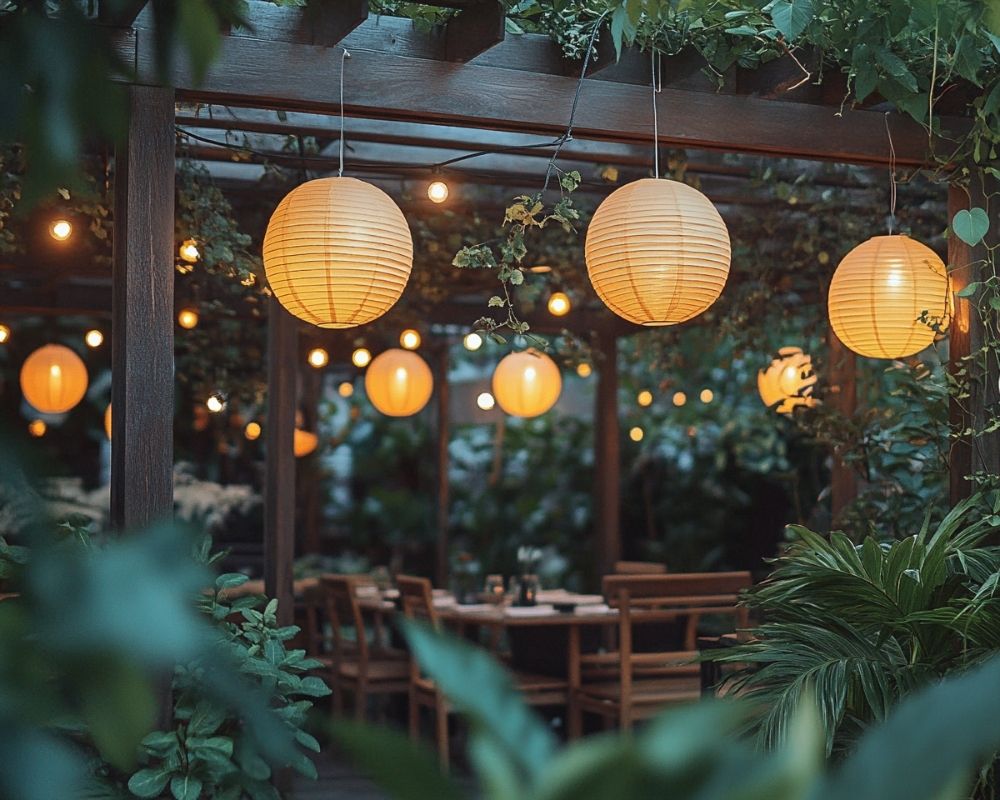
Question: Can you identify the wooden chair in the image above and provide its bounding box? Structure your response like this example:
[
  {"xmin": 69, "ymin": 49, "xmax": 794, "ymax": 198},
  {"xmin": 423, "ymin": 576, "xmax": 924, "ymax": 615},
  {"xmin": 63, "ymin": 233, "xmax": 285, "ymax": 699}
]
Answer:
[
  {"xmin": 614, "ymin": 560, "xmax": 667, "ymax": 575},
  {"xmin": 318, "ymin": 574, "xmax": 409, "ymax": 720},
  {"xmin": 396, "ymin": 575, "xmax": 568, "ymax": 769},
  {"xmin": 569, "ymin": 571, "xmax": 752, "ymax": 734}
]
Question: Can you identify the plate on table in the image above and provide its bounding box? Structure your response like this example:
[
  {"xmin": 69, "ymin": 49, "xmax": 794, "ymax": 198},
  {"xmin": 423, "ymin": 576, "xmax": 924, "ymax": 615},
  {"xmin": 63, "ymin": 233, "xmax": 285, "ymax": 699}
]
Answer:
[
  {"xmin": 453, "ymin": 603, "xmax": 495, "ymax": 613},
  {"xmin": 504, "ymin": 604, "xmax": 555, "ymax": 617}
]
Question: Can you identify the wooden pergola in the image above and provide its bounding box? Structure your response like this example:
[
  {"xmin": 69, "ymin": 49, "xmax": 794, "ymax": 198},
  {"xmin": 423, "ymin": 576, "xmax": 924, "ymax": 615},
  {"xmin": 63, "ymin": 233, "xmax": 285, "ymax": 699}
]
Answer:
[{"xmin": 82, "ymin": 1, "xmax": 1000, "ymax": 623}]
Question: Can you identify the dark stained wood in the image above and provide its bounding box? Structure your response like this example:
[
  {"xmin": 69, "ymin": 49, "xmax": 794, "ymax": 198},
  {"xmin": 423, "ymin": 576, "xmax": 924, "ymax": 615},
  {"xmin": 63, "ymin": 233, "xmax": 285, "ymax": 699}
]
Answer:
[
  {"xmin": 594, "ymin": 332, "xmax": 621, "ymax": 578},
  {"xmin": 445, "ymin": 1, "xmax": 505, "ymax": 62},
  {"xmin": 110, "ymin": 85, "xmax": 175, "ymax": 532},
  {"xmin": 98, "ymin": 0, "xmax": 148, "ymax": 26},
  {"xmin": 434, "ymin": 347, "xmax": 451, "ymax": 587},
  {"xmin": 265, "ymin": 298, "xmax": 298, "ymax": 628},
  {"xmin": 301, "ymin": 0, "xmax": 368, "ymax": 47},
  {"xmin": 126, "ymin": 25, "xmax": 964, "ymax": 167},
  {"xmin": 827, "ymin": 326, "xmax": 858, "ymax": 525},
  {"xmin": 948, "ymin": 183, "xmax": 974, "ymax": 503}
]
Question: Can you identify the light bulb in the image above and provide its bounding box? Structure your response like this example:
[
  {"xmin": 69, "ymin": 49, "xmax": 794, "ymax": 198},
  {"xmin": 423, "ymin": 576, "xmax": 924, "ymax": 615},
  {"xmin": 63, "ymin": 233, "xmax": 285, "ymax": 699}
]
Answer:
[
  {"xmin": 28, "ymin": 419, "xmax": 46, "ymax": 437},
  {"xmin": 244, "ymin": 421, "xmax": 262, "ymax": 440},
  {"xmin": 700, "ymin": 388, "xmax": 714, "ymax": 404},
  {"xmin": 463, "ymin": 332, "xmax": 483, "ymax": 351},
  {"xmin": 177, "ymin": 308, "xmax": 199, "ymax": 329},
  {"xmin": 0, "ymin": 324, "xmax": 10, "ymax": 344},
  {"xmin": 477, "ymin": 392, "xmax": 496, "ymax": 411},
  {"xmin": 49, "ymin": 219, "xmax": 72, "ymax": 241},
  {"xmin": 84, "ymin": 329, "xmax": 104, "ymax": 348},
  {"xmin": 637, "ymin": 390, "xmax": 653, "ymax": 407},
  {"xmin": 672, "ymin": 391, "xmax": 687, "ymax": 407},
  {"xmin": 338, "ymin": 381, "xmax": 354, "ymax": 398},
  {"xmin": 206, "ymin": 392, "xmax": 226, "ymax": 413},
  {"xmin": 179, "ymin": 239, "xmax": 200, "ymax": 263},
  {"xmin": 427, "ymin": 180, "xmax": 449, "ymax": 203},
  {"xmin": 576, "ymin": 363, "xmax": 592, "ymax": 378},
  {"xmin": 400, "ymin": 329, "xmax": 421, "ymax": 350},
  {"xmin": 352, "ymin": 347, "xmax": 372, "ymax": 368},
  {"xmin": 547, "ymin": 292, "xmax": 571, "ymax": 317},
  {"xmin": 629, "ymin": 426, "xmax": 644, "ymax": 442},
  {"xmin": 307, "ymin": 347, "xmax": 329, "ymax": 368}
]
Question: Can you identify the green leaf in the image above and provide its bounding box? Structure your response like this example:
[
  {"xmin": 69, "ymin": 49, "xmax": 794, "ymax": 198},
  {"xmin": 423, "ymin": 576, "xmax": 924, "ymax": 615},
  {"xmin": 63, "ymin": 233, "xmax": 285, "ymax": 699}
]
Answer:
[
  {"xmin": 170, "ymin": 773, "xmax": 203, "ymax": 800},
  {"xmin": 298, "ymin": 675, "xmax": 332, "ymax": 697},
  {"xmin": 955, "ymin": 281, "xmax": 982, "ymax": 298},
  {"xmin": 952, "ymin": 208, "xmax": 989, "ymax": 246},
  {"xmin": 767, "ymin": 0, "xmax": 813, "ymax": 40},
  {"xmin": 488, "ymin": 296, "xmax": 507, "ymax": 308},
  {"xmin": 216, "ymin": 573, "xmax": 249, "ymax": 590},
  {"xmin": 127, "ymin": 769, "xmax": 171, "ymax": 799},
  {"xmin": 509, "ymin": 269, "xmax": 524, "ymax": 286},
  {"xmin": 80, "ymin": 658, "xmax": 155, "ymax": 771}
]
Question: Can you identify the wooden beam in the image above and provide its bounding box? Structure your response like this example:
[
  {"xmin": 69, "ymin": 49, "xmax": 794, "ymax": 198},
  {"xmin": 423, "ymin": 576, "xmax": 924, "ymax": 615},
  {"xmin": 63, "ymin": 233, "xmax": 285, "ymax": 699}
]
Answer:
[
  {"xmin": 98, "ymin": 0, "xmax": 148, "ymax": 26},
  {"xmin": 264, "ymin": 298, "xmax": 297, "ymax": 628},
  {"xmin": 593, "ymin": 332, "xmax": 621, "ymax": 578},
  {"xmin": 110, "ymin": 85, "xmax": 175, "ymax": 532},
  {"xmin": 827, "ymin": 326, "xmax": 858, "ymax": 525},
  {"xmin": 434, "ymin": 347, "xmax": 451, "ymax": 587},
  {"xmin": 445, "ymin": 1, "xmax": 504, "ymax": 62},
  {"xmin": 948, "ymin": 183, "xmax": 974, "ymax": 503},
  {"xmin": 126, "ymin": 24, "xmax": 965, "ymax": 167}
]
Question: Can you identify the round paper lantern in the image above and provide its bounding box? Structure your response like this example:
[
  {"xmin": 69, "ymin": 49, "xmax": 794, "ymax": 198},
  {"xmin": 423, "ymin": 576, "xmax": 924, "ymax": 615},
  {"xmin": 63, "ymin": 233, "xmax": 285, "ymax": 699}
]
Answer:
[
  {"xmin": 758, "ymin": 347, "xmax": 818, "ymax": 415},
  {"xmin": 294, "ymin": 429, "xmax": 318, "ymax": 457},
  {"xmin": 364, "ymin": 348, "xmax": 433, "ymax": 417},
  {"xmin": 104, "ymin": 403, "xmax": 112, "ymax": 440},
  {"xmin": 828, "ymin": 234, "xmax": 949, "ymax": 359},
  {"xmin": 491, "ymin": 350, "xmax": 562, "ymax": 418},
  {"xmin": 20, "ymin": 344, "xmax": 88, "ymax": 414},
  {"xmin": 585, "ymin": 178, "xmax": 731, "ymax": 326},
  {"xmin": 263, "ymin": 177, "xmax": 413, "ymax": 328}
]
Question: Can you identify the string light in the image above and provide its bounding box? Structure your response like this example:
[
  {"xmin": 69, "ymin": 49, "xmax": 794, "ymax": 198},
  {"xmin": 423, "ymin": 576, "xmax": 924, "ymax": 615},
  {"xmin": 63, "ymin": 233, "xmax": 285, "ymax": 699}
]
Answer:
[
  {"xmin": 84, "ymin": 329, "xmax": 104, "ymax": 348},
  {"xmin": 463, "ymin": 332, "xmax": 483, "ymax": 351},
  {"xmin": 0, "ymin": 324, "xmax": 10, "ymax": 344},
  {"xmin": 206, "ymin": 392, "xmax": 226, "ymax": 413},
  {"xmin": 477, "ymin": 392, "xmax": 496, "ymax": 411},
  {"xmin": 307, "ymin": 347, "xmax": 329, "ymax": 368},
  {"xmin": 427, "ymin": 180, "xmax": 449, "ymax": 203},
  {"xmin": 49, "ymin": 219, "xmax": 72, "ymax": 241},
  {"xmin": 637, "ymin": 390, "xmax": 653, "ymax": 407},
  {"xmin": 400, "ymin": 329, "xmax": 421, "ymax": 350},
  {"xmin": 672, "ymin": 391, "xmax": 687, "ymax": 407},
  {"xmin": 177, "ymin": 308, "xmax": 199, "ymax": 330},
  {"xmin": 576, "ymin": 363, "xmax": 592, "ymax": 378},
  {"xmin": 629, "ymin": 426, "xmax": 644, "ymax": 442},
  {"xmin": 244, "ymin": 421, "xmax": 262, "ymax": 440},
  {"xmin": 179, "ymin": 239, "xmax": 200, "ymax": 263},
  {"xmin": 28, "ymin": 419, "xmax": 46, "ymax": 437},
  {"xmin": 352, "ymin": 347, "xmax": 372, "ymax": 368},
  {"xmin": 700, "ymin": 388, "xmax": 714, "ymax": 404},
  {"xmin": 547, "ymin": 292, "xmax": 571, "ymax": 316},
  {"xmin": 338, "ymin": 381, "xmax": 355, "ymax": 398}
]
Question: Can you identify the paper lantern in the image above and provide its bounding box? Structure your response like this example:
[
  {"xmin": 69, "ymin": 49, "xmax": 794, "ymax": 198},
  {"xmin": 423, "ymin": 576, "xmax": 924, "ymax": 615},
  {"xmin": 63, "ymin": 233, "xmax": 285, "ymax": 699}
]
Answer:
[
  {"xmin": 104, "ymin": 404, "xmax": 112, "ymax": 440},
  {"xmin": 294, "ymin": 429, "xmax": 318, "ymax": 457},
  {"xmin": 828, "ymin": 234, "xmax": 949, "ymax": 359},
  {"xmin": 491, "ymin": 350, "xmax": 562, "ymax": 418},
  {"xmin": 263, "ymin": 177, "xmax": 413, "ymax": 328},
  {"xmin": 585, "ymin": 178, "xmax": 731, "ymax": 326},
  {"xmin": 364, "ymin": 348, "xmax": 433, "ymax": 417},
  {"xmin": 20, "ymin": 344, "xmax": 88, "ymax": 414},
  {"xmin": 758, "ymin": 347, "xmax": 818, "ymax": 415}
]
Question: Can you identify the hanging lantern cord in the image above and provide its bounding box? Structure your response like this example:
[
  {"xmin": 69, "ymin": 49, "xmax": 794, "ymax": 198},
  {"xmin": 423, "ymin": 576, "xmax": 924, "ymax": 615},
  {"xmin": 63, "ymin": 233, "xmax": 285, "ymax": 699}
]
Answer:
[
  {"xmin": 651, "ymin": 50, "xmax": 661, "ymax": 179},
  {"xmin": 338, "ymin": 47, "xmax": 352, "ymax": 177},
  {"xmin": 884, "ymin": 112, "xmax": 898, "ymax": 234}
]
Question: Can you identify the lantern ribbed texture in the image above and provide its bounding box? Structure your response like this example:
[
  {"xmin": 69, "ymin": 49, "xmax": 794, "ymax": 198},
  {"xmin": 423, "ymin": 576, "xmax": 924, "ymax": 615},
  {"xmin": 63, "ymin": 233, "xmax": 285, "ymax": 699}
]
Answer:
[
  {"xmin": 364, "ymin": 349, "xmax": 434, "ymax": 417},
  {"xmin": 20, "ymin": 344, "xmax": 88, "ymax": 414},
  {"xmin": 828, "ymin": 234, "xmax": 949, "ymax": 359},
  {"xmin": 491, "ymin": 350, "xmax": 562, "ymax": 418},
  {"xmin": 263, "ymin": 177, "xmax": 413, "ymax": 328},
  {"xmin": 585, "ymin": 178, "xmax": 731, "ymax": 326}
]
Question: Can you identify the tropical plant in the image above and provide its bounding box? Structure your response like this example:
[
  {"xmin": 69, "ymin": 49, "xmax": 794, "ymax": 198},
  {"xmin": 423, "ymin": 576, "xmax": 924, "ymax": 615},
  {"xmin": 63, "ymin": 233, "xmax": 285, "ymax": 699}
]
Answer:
[
  {"xmin": 708, "ymin": 492, "xmax": 1000, "ymax": 759},
  {"xmin": 334, "ymin": 619, "xmax": 1000, "ymax": 800}
]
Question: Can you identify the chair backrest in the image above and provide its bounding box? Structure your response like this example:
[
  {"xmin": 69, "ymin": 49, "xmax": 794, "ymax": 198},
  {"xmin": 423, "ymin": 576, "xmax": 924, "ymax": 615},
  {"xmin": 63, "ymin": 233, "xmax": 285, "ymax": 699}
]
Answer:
[
  {"xmin": 319, "ymin": 574, "xmax": 370, "ymax": 664},
  {"xmin": 614, "ymin": 560, "xmax": 667, "ymax": 575},
  {"xmin": 396, "ymin": 574, "xmax": 439, "ymax": 628}
]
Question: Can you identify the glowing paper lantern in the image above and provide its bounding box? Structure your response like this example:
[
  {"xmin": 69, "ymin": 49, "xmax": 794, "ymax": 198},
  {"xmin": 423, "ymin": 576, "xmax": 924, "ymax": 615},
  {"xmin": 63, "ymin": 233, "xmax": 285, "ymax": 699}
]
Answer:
[
  {"xmin": 294, "ymin": 429, "xmax": 318, "ymax": 457},
  {"xmin": 104, "ymin": 404, "xmax": 112, "ymax": 440},
  {"xmin": 491, "ymin": 350, "xmax": 561, "ymax": 418},
  {"xmin": 364, "ymin": 348, "xmax": 433, "ymax": 417},
  {"xmin": 585, "ymin": 178, "xmax": 731, "ymax": 326},
  {"xmin": 757, "ymin": 347, "xmax": 818, "ymax": 415},
  {"xmin": 20, "ymin": 344, "xmax": 88, "ymax": 414},
  {"xmin": 828, "ymin": 234, "xmax": 949, "ymax": 359},
  {"xmin": 263, "ymin": 177, "xmax": 413, "ymax": 328}
]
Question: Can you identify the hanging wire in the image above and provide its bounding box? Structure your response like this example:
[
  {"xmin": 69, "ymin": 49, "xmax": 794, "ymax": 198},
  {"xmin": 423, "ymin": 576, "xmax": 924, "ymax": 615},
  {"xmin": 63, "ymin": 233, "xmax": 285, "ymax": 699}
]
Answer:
[
  {"xmin": 338, "ymin": 47, "xmax": 351, "ymax": 177},
  {"xmin": 651, "ymin": 50, "xmax": 661, "ymax": 179},
  {"xmin": 884, "ymin": 112, "xmax": 898, "ymax": 234}
]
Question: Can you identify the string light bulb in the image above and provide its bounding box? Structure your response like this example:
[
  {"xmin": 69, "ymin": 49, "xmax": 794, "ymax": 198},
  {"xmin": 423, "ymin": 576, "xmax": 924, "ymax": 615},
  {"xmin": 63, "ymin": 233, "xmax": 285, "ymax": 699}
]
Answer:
[
  {"xmin": 84, "ymin": 329, "xmax": 104, "ymax": 348},
  {"xmin": 637, "ymin": 390, "xmax": 653, "ymax": 407},
  {"xmin": 49, "ymin": 219, "xmax": 72, "ymax": 241},
  {"xmin": 177, "ymin": 309, "xmax": 199, "ymax": 330},
  {"xmin": 352, "ymin": 347, "xmax": 372, "ymax": 368},
  {"xmin": 629, "ymin": 426, "xmax": 644, "ymax": 442},
  {"xmin": 307, "ymin": 347, "xmax": 329, "ymax": 368},
  {"xmin": 206, "ymin": 392, "xmax": 226, "ymax": 413},
  {"xmin": 700, "ymin": 388, "xmax": 714, "ymax": 404},
  {"xmin": 28, "ymin": 419, "xmax": 46, "ymax": 438},
  {"xmin": 547, "ymin": 292, "xmax": 571, "ymax": 317},
  {"xmin": 338, "ymin": 381, "xmax": 354, "ymax": 398},
  {"xmin": 427, "ymin": 180, "xmax": 449, "ymax": 204},
  {"xmin": 179, "ymin": 239, "xmax": 200, "ymax": 263},
  {"xmin": 477, "ymin": 392, "xmax": 496, "ymax": 411},
  {"xmin": 400, "ymin": 329, "xmax": 421, "ymax": 350},
  {"xmin": 0, "ymin": 324, "xmax": 10, "ymax": 344},
  {"xmin": 463, "ymin": 332, "xmax": 483, "ymax": 351},
  {"xmin": 244, "ymin": 421, "xmax": 262, "ymax": 441},
  {"xmin": 672, "ymin": 391, "xmax": 687, "ymax": 407},
  {"xmin": 576, "ymin": 363, "xmax": 592, "ymax": 378}
]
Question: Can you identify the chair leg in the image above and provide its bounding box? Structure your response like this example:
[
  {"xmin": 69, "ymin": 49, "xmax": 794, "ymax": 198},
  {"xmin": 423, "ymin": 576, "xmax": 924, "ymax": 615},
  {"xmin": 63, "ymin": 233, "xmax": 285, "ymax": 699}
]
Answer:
[
  {"xmin": 355, "ymin": 682, "xmax": 368, "ymax": 721},
  {"xmin": 567, "ymin": 694, "xmax": 583, "ymax": 740},
  {"xmin": 332, "ymin": 679, "xmax": 344, "ymax": 716},
  {"xmin": 409, "ymin": 688, "xmax": 420, "ymax": 741},
  {"xmin": 434, "ymin": 695, "xmax": 449, "ymax": 770},
  {"xmin": 619, "ymin": 703, "xmax": 633, "ymax": 733}
]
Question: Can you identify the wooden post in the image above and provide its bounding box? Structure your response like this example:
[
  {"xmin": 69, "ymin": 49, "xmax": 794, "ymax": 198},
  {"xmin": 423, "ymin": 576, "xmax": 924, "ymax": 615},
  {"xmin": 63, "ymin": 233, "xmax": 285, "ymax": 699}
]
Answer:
[
  {"xmin": 593, "ymin": 332, "xmax": 621, "ymax": 577},
  {"xmin": 264, "ymin": 299, "xmax": 297, "ymax": 627},
  {"xmin": 435, "ymin": 346, "xmax": 450, "ymax": 588},
  {"xmin": 111, "ymin": 85, "xmax": 175, "ymax": 531},
  {"xmin": 301, "ymin": 364, "xmax": 321, "ymax": 556},
  {"xmin": 827, "ymin": 326, "xmax": 858, "ymax": 524},
  {"xmin": 948, "ymin": 184, "xmax": 975, "ymax": 503}
]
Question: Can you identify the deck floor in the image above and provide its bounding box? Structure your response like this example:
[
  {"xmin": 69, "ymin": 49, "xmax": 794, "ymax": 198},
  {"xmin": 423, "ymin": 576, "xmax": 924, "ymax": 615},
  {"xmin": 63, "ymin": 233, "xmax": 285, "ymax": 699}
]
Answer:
[{"xmin": 291, "ymin": 753, "xmax": 388, "ymax": 800}]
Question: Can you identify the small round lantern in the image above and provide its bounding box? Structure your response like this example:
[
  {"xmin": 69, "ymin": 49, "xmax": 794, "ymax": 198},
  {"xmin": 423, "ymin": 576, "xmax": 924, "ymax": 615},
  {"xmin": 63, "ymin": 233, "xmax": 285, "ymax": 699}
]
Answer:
[
  {"xmin": 364, "ymin": 348, "xmax": 434, "ymax": 417},
  {"xmin": 828, "ymin": 234, "xmax": 949, "ymax": 359},
  {"xmin": 585, "ymin": 178, "xmax": 731, "ymax": 326},
  {"xmin": 491, "ymin": 350, "xmax": 562, "ymax": 418},
  {"xmin": 263, "ymin": 177, "xmax": 413, "ymax": 328},
  {"xmin": 294, "ymin": 428, "xmax": 318, "ymax": 457},
  {"xmin": 757, "ymin": 347, "xmax": 818, "ymax": 415},
  {"xmin": 104, "ymin": 403, "xmax": 112, "ymax": 440},
  {"xmin": 20, "ymin": 344, "xmax": 89, "ymax": 414}
]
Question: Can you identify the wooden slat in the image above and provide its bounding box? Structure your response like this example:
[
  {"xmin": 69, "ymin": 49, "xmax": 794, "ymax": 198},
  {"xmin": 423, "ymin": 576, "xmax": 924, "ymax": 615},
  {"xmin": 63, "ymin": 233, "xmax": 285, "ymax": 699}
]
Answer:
[
  {"xmin": 948, "ymin": 183, "xmax": 974, "ymax": 503},
  {"xmin": 594, "ymin": 332, "xmax": 621, "ymax": 576},
  {"xmin": 827, "ymin": 325, "xmax": 858, "ymax": 524},
  {"xmin": 110, "ymin": 85, "xmax": 175, "ymax": 532},
  {"xmin": 434, "ymin": 347, "xmax": 450, "ymax": 587},
  {"xmin": 445, "ymin": 1, "xmax": 505, "ymax": 62}
]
